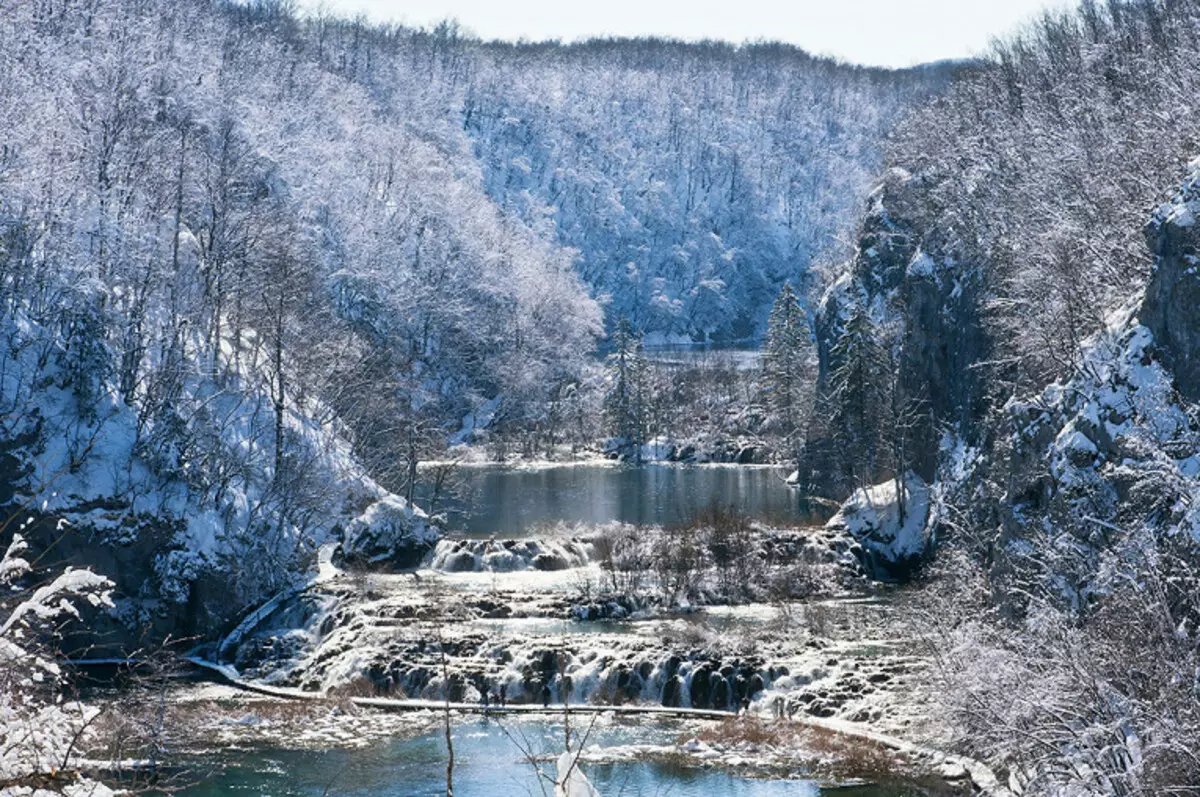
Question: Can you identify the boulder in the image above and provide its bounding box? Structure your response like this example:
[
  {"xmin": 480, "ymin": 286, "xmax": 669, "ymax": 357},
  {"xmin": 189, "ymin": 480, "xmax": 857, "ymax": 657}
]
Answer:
[
  {"xmin": 711, "ymin": 676, "xmax": 731, "ymax": 710},
  {"xmin": 689, "ymin": 667, "xmax": 712, "ymax": 708},
  {"xmin": 661, "ymin": 674, "xmax": 684, "ymax": 707},
  {"xmin": 531, "ymin": 552, "xmax": 570, "ymax": 571},
  {"xmin": 337, "ymin": 496, "xmax": 440, "ymax": 570},
  {"xmin": 825, "ymin": 474, "xmax": 931, "ymax": 580}
]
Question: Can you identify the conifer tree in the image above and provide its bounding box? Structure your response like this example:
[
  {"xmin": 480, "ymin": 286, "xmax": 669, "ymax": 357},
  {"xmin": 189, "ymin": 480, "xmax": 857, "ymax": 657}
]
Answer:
[
  {"xmin": 761, "ymin": 282, "xmax": 813, "ymax": 436},
  {"xmin": 828, "ymin": 302, "xmax": 892, "ymax": 487},
  {"xmin": 604, "ymin": 317, "xmax": 648, "ymax": 462}
]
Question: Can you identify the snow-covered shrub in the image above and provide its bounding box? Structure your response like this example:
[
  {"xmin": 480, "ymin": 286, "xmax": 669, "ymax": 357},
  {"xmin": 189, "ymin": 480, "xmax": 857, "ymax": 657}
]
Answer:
[
  {"xmin": 929, "ymin": 551, "xmax": 1200, "ymax": 796},
  {"xmin": 0, "ymin": 523, "xmax": 116, "ymax": 793}
]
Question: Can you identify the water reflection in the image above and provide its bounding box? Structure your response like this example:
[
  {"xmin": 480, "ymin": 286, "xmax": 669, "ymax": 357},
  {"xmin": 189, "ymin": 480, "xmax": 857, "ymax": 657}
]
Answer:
[{"xmin": 421, "ymin": 464, "xmax": 821, "ymax": 537}]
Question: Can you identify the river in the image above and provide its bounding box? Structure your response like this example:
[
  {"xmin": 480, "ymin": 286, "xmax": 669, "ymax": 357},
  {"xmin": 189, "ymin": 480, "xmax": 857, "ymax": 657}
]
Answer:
[{"xmin": 156, "ymin": 464, "xmax": 934, "ymax": 796}]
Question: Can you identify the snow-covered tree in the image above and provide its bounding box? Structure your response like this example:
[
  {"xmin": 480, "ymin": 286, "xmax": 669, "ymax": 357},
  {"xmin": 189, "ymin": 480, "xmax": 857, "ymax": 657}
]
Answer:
[
  {"xmin": 603, "ymin": 318, "xmax": 649, "ymax": 461},
  {"xmin": 0, "ymin": 521, "xmax": 115, "ymax": 791},
  {"xmin": 761, "ymin": 282, "xmax": 814, "ymax": 441}
]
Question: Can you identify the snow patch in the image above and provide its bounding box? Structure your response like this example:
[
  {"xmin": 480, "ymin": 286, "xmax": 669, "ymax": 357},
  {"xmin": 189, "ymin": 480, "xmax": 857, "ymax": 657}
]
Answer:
[{"xmin": 827, "ymin": 475, "xmax": 931, "ymax": 574}]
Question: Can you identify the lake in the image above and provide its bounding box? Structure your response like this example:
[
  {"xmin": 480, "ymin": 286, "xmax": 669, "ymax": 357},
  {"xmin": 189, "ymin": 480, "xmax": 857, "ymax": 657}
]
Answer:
[
  {"xmin": 174, "ymin": 717, "xmax": 921, "ymax": 797},
  {"xmin": 421, "ymin": 464, "xmax": 820, "ymax": 537}
]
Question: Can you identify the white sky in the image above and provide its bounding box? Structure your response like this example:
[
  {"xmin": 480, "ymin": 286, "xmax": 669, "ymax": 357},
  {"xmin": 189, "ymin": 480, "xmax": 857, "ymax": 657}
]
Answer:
[{"xmin": 298, "ymin": 0, "xmax": 1077, "ymax": 68}]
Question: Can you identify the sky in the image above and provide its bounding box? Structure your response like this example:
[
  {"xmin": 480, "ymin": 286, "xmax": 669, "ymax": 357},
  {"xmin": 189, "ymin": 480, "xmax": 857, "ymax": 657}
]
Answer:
[{"xmin": 297, "ymin": 0, "xmax": 1076, "ymax": 68}]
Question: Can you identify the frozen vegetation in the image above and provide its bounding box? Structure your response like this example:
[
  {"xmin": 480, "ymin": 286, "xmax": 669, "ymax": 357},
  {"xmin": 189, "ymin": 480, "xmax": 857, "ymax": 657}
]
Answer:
[{"xmin": 4, "ymin": 0, "xmax": 1200, "ymax": 795}]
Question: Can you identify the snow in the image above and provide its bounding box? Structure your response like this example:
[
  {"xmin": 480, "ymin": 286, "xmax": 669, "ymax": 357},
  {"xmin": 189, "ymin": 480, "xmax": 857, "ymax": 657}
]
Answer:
[
  {"xmin": 1056, "ymin": 428, "xmax": 1098, "ymax": 457},
  {"xmin": 556, "ymin": 749, "xmax": 602, "ymax": 797},
  {"xmin": 906, "ymin": 249, "xmax": 936, "ymax": 278},
  {"xmin": 451, "ymin": 396, "xmax": 502, "ymax": 445},
  {"xmin": 0, "ymin": 535, "xmax": 31, "ymax": 582},
  {"xmin": 1, "ymin": 568, "xmax": 113, "ymax": 635},
  {"xmin": 639, "ymin": 436, "xmax": 674, "ymax": 462},
  {"xmin": 827, "ymin": 475, "xmax": 931, "ymax": 565},
  {"xmin": 1152, "ymin": 158, "xmax": 1200, "ymax": 231}
]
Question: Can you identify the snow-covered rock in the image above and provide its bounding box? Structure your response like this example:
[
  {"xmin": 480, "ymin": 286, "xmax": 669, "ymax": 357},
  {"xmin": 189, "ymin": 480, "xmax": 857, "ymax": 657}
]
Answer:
[
  {"xmin": 826, "ymin": 475, "xmax": 931, "ymax": 579},
  {"xmin": 994, "ymin": 308, "xmax": 1200, "ymax": 608},
  {"xmin": 337, "ymin": 497, "xmax": 441, "ymax": 570}
]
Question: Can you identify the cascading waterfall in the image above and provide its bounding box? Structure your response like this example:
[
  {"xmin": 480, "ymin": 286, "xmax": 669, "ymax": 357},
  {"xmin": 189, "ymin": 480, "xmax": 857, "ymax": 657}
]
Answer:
[{"xmin": 430, "ymin": 537, "xmax": 595, "ymax": 572}]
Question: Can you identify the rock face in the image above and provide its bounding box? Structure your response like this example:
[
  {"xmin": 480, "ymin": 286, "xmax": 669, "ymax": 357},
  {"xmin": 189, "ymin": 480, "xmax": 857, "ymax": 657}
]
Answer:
[
  {"xmin": 814, "ymin": 168, "xmax": 924, "ymax": 392},
  {"xmin": 809, "ymin": 168, "xmax": 990, "ymax": 494},
  {"xmin": 950, "ymin": 162, "xmax": 1200, "ymax": 612},
  {"xmin": 337, "ymin": 497, "xmax": 441, "ymax": 570},
  {"xmin": 1140, "ymin": 160, "xmax": 1200, "ymax": 402}
]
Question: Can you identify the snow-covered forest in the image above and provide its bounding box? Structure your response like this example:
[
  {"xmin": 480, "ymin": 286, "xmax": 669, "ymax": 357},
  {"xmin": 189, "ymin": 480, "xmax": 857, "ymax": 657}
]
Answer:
[
  {"xmin": 0, "ymin": 0, "xmax": 940, "ymax": 643},
  {"xmin": 459, "ymin": 39, "xmax": 948, "ymax": 343},
  {"xmin": 3, "ymin": 0, "xmax": 1200, "ymax": 795}
]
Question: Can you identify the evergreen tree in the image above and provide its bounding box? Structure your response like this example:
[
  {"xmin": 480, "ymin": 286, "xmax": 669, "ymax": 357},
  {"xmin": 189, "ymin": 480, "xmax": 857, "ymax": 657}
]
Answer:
[
  {"xmin": 761, "ymin": 282, "xmax": 813, "ymax": 435},
  {"xmin": 828, "ymin": 302, "xmax": 892, "ymax": 487},
  {"xmin": 604, "ymin": 317, "xmax": 648, "ymax": 462}
]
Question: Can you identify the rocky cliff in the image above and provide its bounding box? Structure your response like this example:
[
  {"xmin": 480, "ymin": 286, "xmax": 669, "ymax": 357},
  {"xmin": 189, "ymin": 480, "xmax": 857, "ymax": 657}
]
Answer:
[
  {"xmin": 815, "ymin": 160, "xmax": 1200, "ymax": 594},
  {"xmin": 810, "ymin": 168, "xmax": 990, "ymax": 493},
  {"xmin": 1140, "ymin": 161, "xmax": 1200, "ymax": 403}
]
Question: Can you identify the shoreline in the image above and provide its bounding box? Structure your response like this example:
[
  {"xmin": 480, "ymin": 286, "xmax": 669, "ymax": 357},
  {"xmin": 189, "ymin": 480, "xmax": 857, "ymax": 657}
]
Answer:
[{"xmin": 85, "ymin": 661, "xmax": 1006, "ymax": 796}]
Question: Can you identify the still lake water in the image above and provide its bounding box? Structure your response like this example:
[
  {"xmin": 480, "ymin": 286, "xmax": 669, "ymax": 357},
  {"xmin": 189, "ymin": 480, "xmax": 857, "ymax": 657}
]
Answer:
[
  {"xmin": 175, "ymin": 718, "xmax": 918, "ymax": 797},
  {"xmin": 424, "ymin": 464, "xmax": 817, "ymax": 537}
]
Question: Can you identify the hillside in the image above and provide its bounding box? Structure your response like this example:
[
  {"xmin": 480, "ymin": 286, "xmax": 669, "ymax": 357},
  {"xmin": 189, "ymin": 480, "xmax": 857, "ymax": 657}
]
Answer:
[{"xmin": 809, "ymin": 1, "xmax": 1200, "ymax": 790}]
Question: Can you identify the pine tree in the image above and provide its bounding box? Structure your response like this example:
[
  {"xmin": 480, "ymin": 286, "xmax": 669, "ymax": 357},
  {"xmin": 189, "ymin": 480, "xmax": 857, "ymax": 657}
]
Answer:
[
  {"xmin": 604, "ymin": 317, "xmax": 648, "ymax": 462},
  {"xmin": 828, "ymin": 302, "xmax": 892, "ymax": 487},
  {"xmin": 761, "ymin": 282, "xmax": 813, "ymax": 435}
]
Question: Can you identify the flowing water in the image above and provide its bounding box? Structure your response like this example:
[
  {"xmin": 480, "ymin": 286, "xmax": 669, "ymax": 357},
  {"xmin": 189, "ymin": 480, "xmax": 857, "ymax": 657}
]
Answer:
[
  {"xmin": 168, "ymin": 465, "xmax": 919, "ymax": 796},
  {"xmin": 424, "ymin": 463, "xmax": 822, "ymax": 537}
]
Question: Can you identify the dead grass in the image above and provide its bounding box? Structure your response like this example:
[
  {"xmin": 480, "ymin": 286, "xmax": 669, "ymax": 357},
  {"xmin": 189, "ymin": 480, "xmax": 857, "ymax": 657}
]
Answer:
[{"xmin": 690, "ymin": 716, "xmax": 918, "ymax": 783}]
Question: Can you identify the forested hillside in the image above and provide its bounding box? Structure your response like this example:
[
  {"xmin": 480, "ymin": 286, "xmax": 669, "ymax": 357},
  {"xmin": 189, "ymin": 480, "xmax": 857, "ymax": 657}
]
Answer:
[
  {"xmin": 811, "ymin": 0, "xmax": 1200, "ymax": 790},
  {"xmin": 0, "ymin": 0, "xmax": 604, "ymax": 643},
  {"xmin": 459, "ymin": 41, "xmax": 948, "ymax": 342},
  {"xmin": 295, "ymin": 17, "xmax": 951, "ymax": 342},
  {"xmin": 0, "ymin": 0, "xmax": 940, "ymax": 647}
]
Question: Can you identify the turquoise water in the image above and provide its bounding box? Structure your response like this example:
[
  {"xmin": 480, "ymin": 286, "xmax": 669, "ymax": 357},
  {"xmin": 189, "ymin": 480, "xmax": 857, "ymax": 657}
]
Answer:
[{"xmin": 172, "ymin": 718, "xmax": 920, "ymax": 796}]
